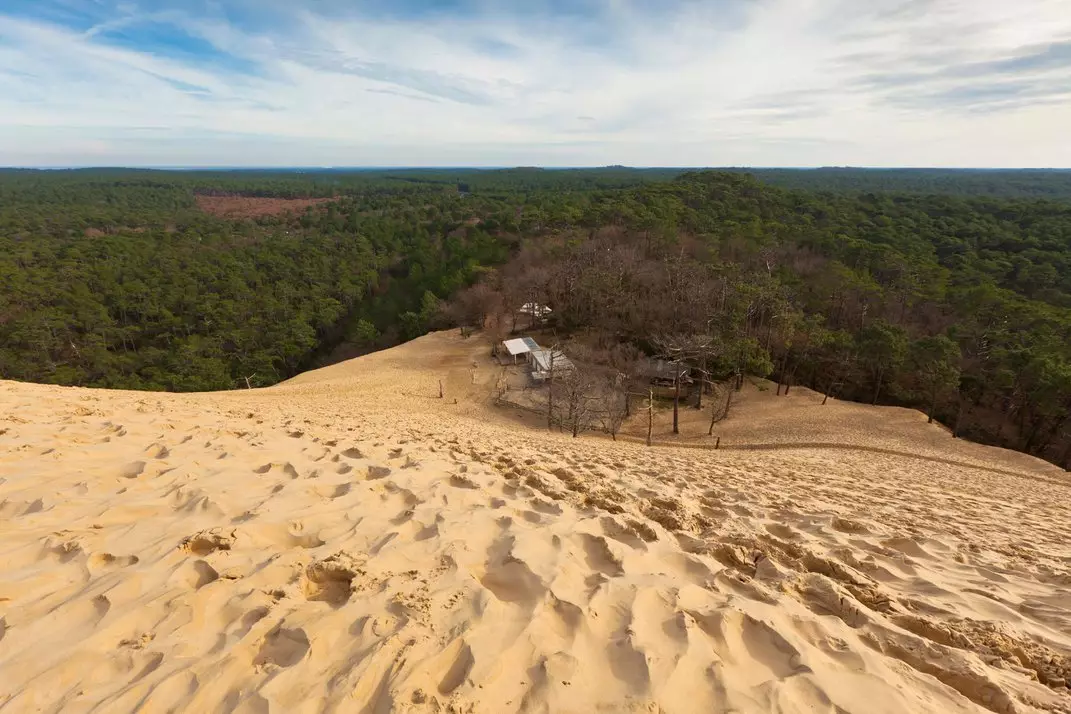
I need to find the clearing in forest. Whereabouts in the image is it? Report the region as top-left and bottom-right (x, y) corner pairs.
(194, 194), (337, 219)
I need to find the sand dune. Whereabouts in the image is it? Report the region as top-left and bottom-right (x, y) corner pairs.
(1, 331), (1069, 713)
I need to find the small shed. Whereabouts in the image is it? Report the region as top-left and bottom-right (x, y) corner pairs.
(519, 303), (552, 319)
(501, 336), (540, 364)
(643, 360), (693, 387)
(530, 349), (574, 381)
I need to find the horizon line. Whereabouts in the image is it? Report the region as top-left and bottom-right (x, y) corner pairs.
(3, 165), (1071, 172)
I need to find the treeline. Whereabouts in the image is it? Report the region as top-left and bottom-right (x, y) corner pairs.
(450, 172), (1071, 468)
(0, 174), (524, 390)
(738, 168), (1071, 201)
(3, 168), (1071, 467)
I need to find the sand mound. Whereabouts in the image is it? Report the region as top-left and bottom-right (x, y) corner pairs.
(1, 331), (1069, 713)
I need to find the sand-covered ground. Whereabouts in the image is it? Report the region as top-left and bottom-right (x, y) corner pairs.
(2, 331), (1069, 714)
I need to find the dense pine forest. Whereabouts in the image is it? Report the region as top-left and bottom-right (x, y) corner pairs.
(2, 167), (1071, 467)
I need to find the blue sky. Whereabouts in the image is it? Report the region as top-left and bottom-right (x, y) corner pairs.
(1, 0), (1070, 167)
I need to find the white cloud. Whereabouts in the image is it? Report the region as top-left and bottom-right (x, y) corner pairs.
(0, 0), (1070, 166)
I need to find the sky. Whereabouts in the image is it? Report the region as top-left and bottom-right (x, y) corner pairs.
(1, 0), (1070, 168)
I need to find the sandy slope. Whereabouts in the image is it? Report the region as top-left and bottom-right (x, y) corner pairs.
(1, 331), (1069, 714)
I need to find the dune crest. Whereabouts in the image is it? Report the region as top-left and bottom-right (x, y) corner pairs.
(1, 332), (1069, 713)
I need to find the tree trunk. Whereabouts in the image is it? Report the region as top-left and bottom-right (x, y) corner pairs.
(708, 390), (718, 435)
(672, 374), (680, 435)
(823, 370), (840, 405)
(871, 369), (883, 405)
(695, 377), (704, 410)
(646, 389), (653, 447)
(952, 395), (973, 439)
(928, 386), (937, 424)
(723, 384), (733, 420)
(1023, 415), (1046, 454)
(546, 384), (554, 432)
(1060, 438), (1071, 471)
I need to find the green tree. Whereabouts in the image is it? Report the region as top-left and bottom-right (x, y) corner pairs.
(353, 319), (380, 347)
(911, 335), (961, 423)
(857, 321), (909, 404)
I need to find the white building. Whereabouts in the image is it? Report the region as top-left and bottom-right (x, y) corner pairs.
(501, 336), (540, 363)
(519, 303), (552, 320)
(530, 348), (574, 381)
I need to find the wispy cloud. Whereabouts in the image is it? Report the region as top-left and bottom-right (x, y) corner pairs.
(0, 0), (1069, 166)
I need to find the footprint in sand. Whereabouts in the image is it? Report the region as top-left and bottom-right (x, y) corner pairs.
(252, 624), (310, 669)
(303, 553), (362, 606)
(254, 462), (300, 479)
(180, 529), (235, 556)
(46, 536), (85, 563)
(313, 482), (352, 500)
(449, 473), (478, 489)
(367, 464), (392, 480)
(575, 533), (625, 577)
(118, 461), (147, 479)
(169, 559), (219, 589)
(144, 443), (170, 459)
(87, 552), (139, 572)
(431, 638), (475, 695)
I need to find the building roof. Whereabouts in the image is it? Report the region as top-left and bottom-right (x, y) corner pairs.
(530, 349), (574, 373)
(503, 336), (540, 356)
(519, 303), (552, 317)
(643, 359), (690, 381)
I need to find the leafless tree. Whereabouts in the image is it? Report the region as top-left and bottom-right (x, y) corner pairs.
(597, 374), (629, 440)
(654, 333), (713, 434)
(607, 342), (645, 416)
(708, 381), (734, 434)
(446, 282), (503, 338)
(552, 368), (599, 437)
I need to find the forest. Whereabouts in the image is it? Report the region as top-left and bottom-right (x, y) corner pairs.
(2, 167), (1071, 467)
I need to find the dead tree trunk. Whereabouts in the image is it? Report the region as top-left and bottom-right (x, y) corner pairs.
(647, 389), (654, 447)
(708, 385), (719, 436)
(546, 354), (555, 431)
(672, 373), (681, 435)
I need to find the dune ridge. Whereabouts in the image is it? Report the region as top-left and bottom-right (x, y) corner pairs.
(1, 331), (1069, 713)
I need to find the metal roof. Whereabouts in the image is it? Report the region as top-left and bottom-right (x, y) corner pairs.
(531, 349), (574, 373)
(503, 337), (540, 356)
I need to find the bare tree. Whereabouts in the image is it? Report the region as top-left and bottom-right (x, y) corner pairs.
(446, 283), (503, 338)
(708, 381), (734, 434)
(545, 345), (559, 430)
(645, 388), (654, 446)
(597, 374), (629, 440)
(607, 342), (644, 417)
(553, 368), (599, 437)
(654, 333), (712, 435)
